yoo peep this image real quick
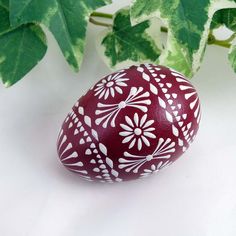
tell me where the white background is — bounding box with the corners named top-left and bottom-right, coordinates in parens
top-left (0, 1), bottom-right (236, 235)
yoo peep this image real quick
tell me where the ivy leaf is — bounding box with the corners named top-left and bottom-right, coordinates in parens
top-left (229, 44), bottom-right (236, 72)
top-left (9, 0), bottom-right (111, 72)
top-left (211, 8), bottom-right (236, 31)
top-left (131, 0), bottom-right (236, 78)
top-left (0, 0), bottom-right (10, 35)
top-left (210, 8), bottom-right (236, 73)
top-left (211, 10), bottom-right (224, 30)
top-left (0, 0), bottom-right (47, 87)
top-left (97, 7), bottom-right (161, 70)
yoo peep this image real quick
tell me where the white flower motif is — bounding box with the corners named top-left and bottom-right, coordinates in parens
top-left (118, 138), bottom-right (175, 173)
top-left (119, 113), bottom-right (156, 151)
top-left (94, 72), bottom-right (129, 100)
top-left (140, 160), bottom-right (172, 178)
top-left (95, 87), bottom-right (151, 128)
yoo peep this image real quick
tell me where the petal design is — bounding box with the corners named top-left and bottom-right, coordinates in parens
top-left (93, 72), bottom-right (129, 100)
top-left (140, 161), bottom-right (173, 178)
top-left (95, 87), bottom-right (151, 128)
top-left (137, 138), bottom-right (142, 150)
top-left (116, 82), bottom-right (128, 87)
top-left (119, 113), bottom-right (156, 150)
top-left (115, 86), bottom-right (123, 94)
top-left (140, 114), bottom-right (147, 127)
top-left (143, 120), bottom-right (154, 129)
top-left (120, 124), bottom-right (133, 132)
top-left (110, 87), bottom-right (115, 97)
top-left (125, 116), bottom-right (134, 127)
top-left (113, 73), bottom-right (126, 80)
top-left (141, 135), bottom-right (150, 146)
top-left (117, 78), bottom-right (129, 82)
top-left (143, 132), bottom-right (156, 139)
top-left (122, 135), bottom-right (134, 143)
top-left (107, 75), bottom-right (112, 81)
top-left (98, 89), bottom-right (106, 99)
top-left (144, 127), bottom-right (155, 132)
top-left (129, 138), bottom-right (136, 149)
top-left (134, 113), bottom-right (139, 126)
top-left (119, 131), bottom-right (133, 137)
top-left (104, 89), bottom-right (109, 100)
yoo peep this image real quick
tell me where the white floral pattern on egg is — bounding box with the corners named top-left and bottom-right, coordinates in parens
top-left (57, 64), bottom-right (201, 182)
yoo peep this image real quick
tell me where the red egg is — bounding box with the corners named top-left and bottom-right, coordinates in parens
top-left (57, 64), bottom-right (201, 182)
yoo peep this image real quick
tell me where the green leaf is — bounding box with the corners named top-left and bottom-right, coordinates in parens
top-left (0, 0), bottom-right (47, 86)
top-left (211, 10), bottom-right (224, 30)
top-left (211, 8), bottom-right (236, 31)
top-left (229, 44), bottom-right (236, 72)
top-left (97, 8), bottom-right (161, 70)
top-left (131, 0), bottom-right (236, 78)
top-left (211, 8), bottom-right (236, 73)
top-left (0, 0), bottom-right (11, 35)
top-left (0, 24), bottom-right (47, 87)
top-left (9, 0), bottom-right (112, 71)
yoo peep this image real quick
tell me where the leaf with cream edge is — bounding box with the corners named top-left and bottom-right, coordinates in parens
top-left (229, 45), bottom-right (236, 72)
top-left (97, 7), bottom-right (162, 70)
top-left (211, 10), bottom-right (224, 29)
top-left (0, 0), bottom-right (11, 36)
top-left (0, 0), bottom-right (47, 87)
top-left (211, 8), bottom-right (236, 30)
top-left (210, 8), bottom-right (236, 72)
top-left (130, 0), bottom-right (236, 78)
top-left (9, 0), bottom-right (112, 71)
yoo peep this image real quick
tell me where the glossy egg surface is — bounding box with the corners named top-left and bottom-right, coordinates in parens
top-left (57, 64), bottom-right (201, 182)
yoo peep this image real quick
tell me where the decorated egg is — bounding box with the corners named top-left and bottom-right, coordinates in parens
top-left (57, 64), bottom-right (201, 183)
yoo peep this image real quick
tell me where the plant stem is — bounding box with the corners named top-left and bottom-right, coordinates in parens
top-left (90, 11), bottom-right (235, 48)
top-left (91, 12), bottom-right (113, 19)
top-left (212, 40), bottom-right (231, 48)
top-left (89, 11), bottom-right (113, 27)
top-left (208, 31), bottom-right (234, 48)
top-left (161, 26), bottom-right (168, 33)
top-left (89, 17), bottom-right (112, 27)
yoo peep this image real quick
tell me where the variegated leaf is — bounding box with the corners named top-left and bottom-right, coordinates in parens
top-left (97, 7), bottom-right (162, 70)
top-left (131, 0), bottom-right (236, 78)
top-left (211, 8), bottom-right (236, 72)
top-left (10, 0), bottom-right (112, 71)
top-left (229, 44), bottom-right (236, 72)
top-left (211, 8), bottom-right (236, 31)
top-left (0, 0), bottom-right (47, 86)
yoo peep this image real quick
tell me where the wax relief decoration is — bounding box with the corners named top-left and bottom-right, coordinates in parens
top-left (57, 64), bottom-right (201, 182)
